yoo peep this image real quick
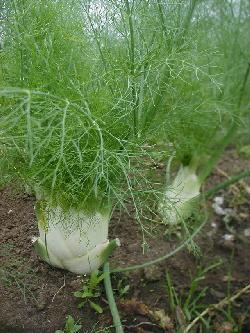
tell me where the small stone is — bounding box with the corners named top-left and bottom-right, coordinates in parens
top-left (211, 222), bottom-right (218, 229)
top-left (219, 236), bottom-right (235, 250)
top-left (69, 278), bottom-right (82, 290)
top-left (239, 213), bottom-right (248, 219)
top-left (214, 196), bottom-right (224, 205)
top-left (212, 204), bottom-right (226, 216)
top-left (36, 301), bottom-right (46, 311)
top-left (244, 228), bottom-right (250, 237)
top-left (143, 265), bottom-right (163, 281)
top-left (222, 234), bottom-right (235, 241)
top-left (207, 230), bottom-right (215, 237)
top-left (35, 293), bottom-right (47, 311)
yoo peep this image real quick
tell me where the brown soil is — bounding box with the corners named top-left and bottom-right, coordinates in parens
top-left (0, 149), bottom-right (250, 333)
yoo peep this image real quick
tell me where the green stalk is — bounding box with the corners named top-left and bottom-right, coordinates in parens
top-left (13, 1), bottom-right (24, 85)
top-left (199, 62), bottom-right (250, 182)
top-left (156, 0), bottom-right (168, 37)
top-left (125, 0), bottom-right (137, 138)
top-left (205, 170), bottom-right (250, 198)
top-left (176, 0), bottom-right (198, 47)
top-left (198, 123), bottom-right (238, 182)
top-left (142, 0), bottom-right (198, 133)
top-left (111, 169), bottom-right (250, 274)
top-left (83, 5), bottom-right (114, 97)
top-left (111, 217), bottom-right (207, 273)
top-left (103, 262), bottom-right (124, 333)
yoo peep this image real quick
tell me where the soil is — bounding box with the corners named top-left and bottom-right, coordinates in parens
top-left (0, 148), bottom-right (250, 333)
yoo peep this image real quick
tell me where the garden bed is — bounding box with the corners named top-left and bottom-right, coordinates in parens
top-left (1, 149), bottom-right (250, 333)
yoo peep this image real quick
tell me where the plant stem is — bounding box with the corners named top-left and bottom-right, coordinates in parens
top-left (111, 169), bottom-right (250, 274)
top-left (184, 284), bottom-right (250, 333)
top-left (205, 170), bottom-right (250, 198)
top-left (111, 217), bottom-right (207, 273)
top-left (199, 62), bottom-right (250, 182)
top-left (198, 123), bottom-right (238, 182)
top-left (142, 0), bottom-right (198, 133)
top-left (125, 0), bottom-right (137, 138)
top-left (83, 4), bottom-right (115, 96)
top-left (103, 262), bottom-right (124, 333)
top-left (176, 0), bottom-right (198, 48)
top-left (156, 0), bottom-right (167, 37)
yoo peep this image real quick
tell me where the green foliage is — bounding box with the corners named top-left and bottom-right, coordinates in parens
top-left (1, 0), bottom-right (249, 215)
top-left (166, 261), bottom-right (222, 323)
top-left (117, 279), bottom-right (130, 298)
top-left (239, 144), bottom-right (250, 158)
top-left (0, 242), bottom-right (39, 304)
top-left (0, 0), bottom-right (166, 212)
top-left (55, 315), bottom-right (82, 333)
top-left (73, 271), bottom-right (105, 314)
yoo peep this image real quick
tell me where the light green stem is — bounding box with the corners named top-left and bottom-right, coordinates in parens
top-left (205, 170), bottom-right (250, 198)
top-left (142, 0), bottom-right (198, 133)
top-left (198, 123), bottom-right (238, 182)
top-left (111, 217), bottom-right (207, 273)
top-left (111, 169), bottom-right (250, 274)
top-left (103, 262), bottom-right (124, 333)
top-left (124, 0), bottom-right (137, 138)
top-left (199, 62), bottom-right (250, 182)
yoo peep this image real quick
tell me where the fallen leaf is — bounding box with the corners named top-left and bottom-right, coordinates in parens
top-left (119, 298), bottom-right (150, 316)
top-left (119, 299), bottom-right (174, 331)
top-left (210, 288), bottom-right (226, 299)
top-left (149, 309), bottom-right (174, 330)
top-left (175, 306), bottom-right (186, 329)
top-left (214, 321), bottom-right (234, 333)
top-left (222, 275), bottom-right (236, 282)
top-left (137, 328), bottom-right (154, 333)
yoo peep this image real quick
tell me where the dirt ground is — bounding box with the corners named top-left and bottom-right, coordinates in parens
top-left (0, 148), bottom-right (250, 333)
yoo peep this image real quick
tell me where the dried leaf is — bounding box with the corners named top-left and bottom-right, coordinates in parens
top-left (214, 321), bottom-right (234, 333)
top-left (149, 309), bottom-right (174, 330)
top-left (119, 298), bottom-right (150, 316)
top-left (176, 306), bottom-right (187, 329)
top-left (137, 328), bottom-right (154, 333)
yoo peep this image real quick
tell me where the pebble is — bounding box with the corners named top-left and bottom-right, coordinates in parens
top-left (143, 265), bottom-right (163, 281)
top-left (35, 293), bottom-right (47, 311)
top-left (214, 196), bottom-right (224, 205)
top-left (244, 228), bottom-right (250, 237)
top-left (219, 234), bottom-right (235, 250)
top-left (222, 234), bottom-right (235, 241)
top-left (69, 278), bottom-right (82, 290)
top-left (211, 222), bottom-right (218, 229)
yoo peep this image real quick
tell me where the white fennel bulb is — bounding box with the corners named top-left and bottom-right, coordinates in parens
top-left (160, 165), bottom-right (201, 225)
top-left (33, 204), bottom-right (119, 274)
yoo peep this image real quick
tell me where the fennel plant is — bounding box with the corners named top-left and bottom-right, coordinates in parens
top-left (1, 0), bottom-right (249, 275)
top-left (155, 0), bottom-right (250, 225)
top-left (0, 0), bottom-right (193, 273)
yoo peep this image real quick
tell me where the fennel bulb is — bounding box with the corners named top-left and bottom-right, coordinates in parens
top-left (160, 165), bottom-right (201, 225)
top-left (33, 203), bottom-right (119, 274)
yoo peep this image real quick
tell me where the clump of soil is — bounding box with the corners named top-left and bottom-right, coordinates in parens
top-left (0, 148), bottom-right (250, 333)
